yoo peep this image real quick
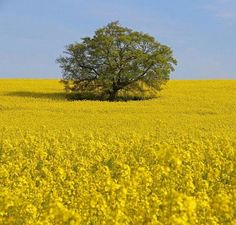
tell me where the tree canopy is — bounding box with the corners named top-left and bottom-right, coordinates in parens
top-left (57, 22), bottom-right (177, 101)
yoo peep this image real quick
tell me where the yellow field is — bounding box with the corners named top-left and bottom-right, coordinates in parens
top-left (0, 79), bottom-right (235, 224)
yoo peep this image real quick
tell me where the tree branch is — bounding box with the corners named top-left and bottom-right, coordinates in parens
top-left (131, 64), bottom-right (154, 82)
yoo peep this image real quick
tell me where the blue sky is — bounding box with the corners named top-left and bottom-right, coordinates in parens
top-left (0, 0), bottom-right (235, 79)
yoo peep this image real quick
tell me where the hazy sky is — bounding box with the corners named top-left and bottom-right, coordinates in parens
top-left (0, 0), bottom-right (235, 79)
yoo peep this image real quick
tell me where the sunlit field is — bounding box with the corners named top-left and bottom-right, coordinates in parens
top-left (0, 79), bottom-right (235, 224)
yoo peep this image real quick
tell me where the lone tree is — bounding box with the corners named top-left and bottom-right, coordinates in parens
top-left (57, 22), bottom-right (177, 101)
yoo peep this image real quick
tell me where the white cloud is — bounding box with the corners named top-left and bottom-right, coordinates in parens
top-left (205, 0), bottom-right (236, 21)
top-left (217, 11), bottom-right (236, 19)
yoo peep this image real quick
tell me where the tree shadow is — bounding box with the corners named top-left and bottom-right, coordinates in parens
top-left (5, 91), bottom-right (67, 100)
top-left (5, 91), bottom-right (154, 102)
top-left (67, 92), bottom-right (154, 101)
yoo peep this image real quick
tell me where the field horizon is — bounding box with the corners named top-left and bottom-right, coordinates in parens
top-left (0, 77), bottom-right (235, 80)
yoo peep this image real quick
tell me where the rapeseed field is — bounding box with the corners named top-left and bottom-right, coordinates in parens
top-left (0, 79), bottom-right (235, 224)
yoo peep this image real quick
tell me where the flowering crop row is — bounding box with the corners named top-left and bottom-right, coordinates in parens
top-left (0, 131), bottom-right (235, 224)
top-left (0, 79), bottom-right (235, 224)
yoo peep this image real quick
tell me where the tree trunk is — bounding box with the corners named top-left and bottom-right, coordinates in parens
top-left (108, 89), bottom-right (118, 101)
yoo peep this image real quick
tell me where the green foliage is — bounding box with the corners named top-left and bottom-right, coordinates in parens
top-left (57, 22), bottom-right (177, 101)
